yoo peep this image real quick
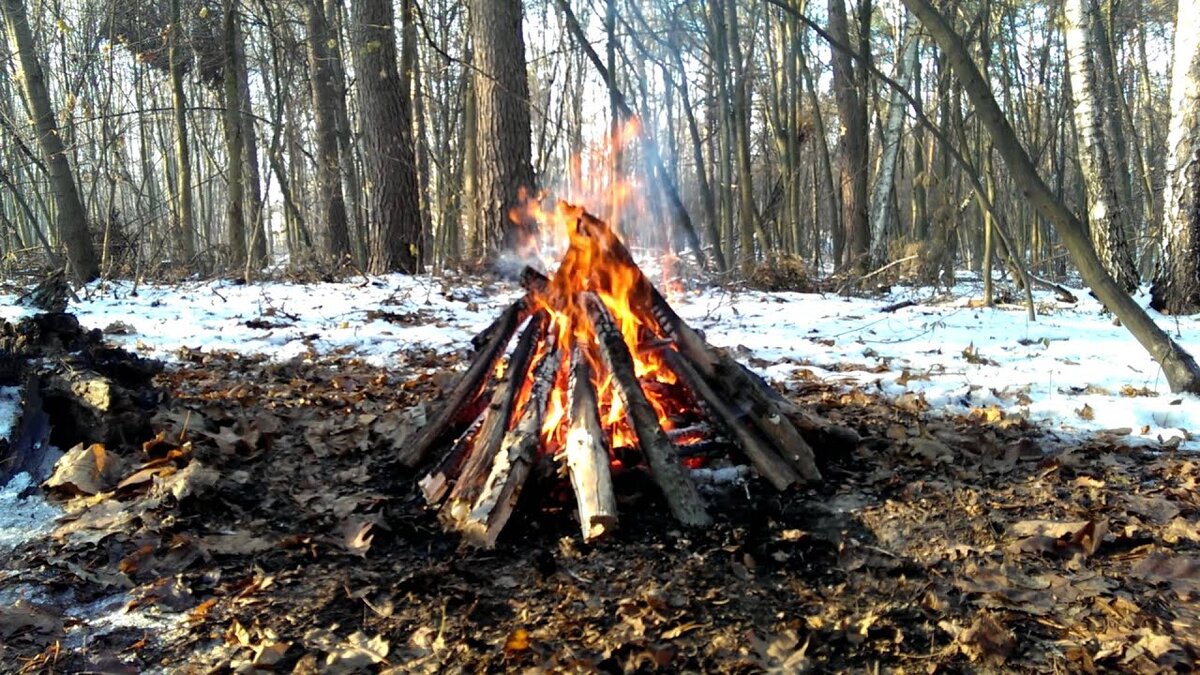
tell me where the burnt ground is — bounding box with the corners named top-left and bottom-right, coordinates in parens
top-left (2, 340), bottom-right (1199, 674)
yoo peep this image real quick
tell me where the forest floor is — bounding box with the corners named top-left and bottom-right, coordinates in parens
top-left (2, 270), bottom-right (1199, 673)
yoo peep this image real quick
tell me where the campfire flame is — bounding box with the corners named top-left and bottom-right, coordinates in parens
top-left (501, 114), bottom-right (691, 464)
top-left (504, 201), bottom-right (683, 463)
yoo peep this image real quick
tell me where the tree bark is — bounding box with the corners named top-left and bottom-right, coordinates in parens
top-left (2, 0), bottom-right (99, 281)
top-left (1151, 0), bottom-right (1200, 315)
top-left (168, 0), bottom-right (196, 263)
top-left (1064, 0), bottom-right (1138, 292)
top-left (469, 0), bottom-right (537, 254)
top-left (306, 0), bottom-right (351, 259)
top-left (351, 0), bottom-right (422, 273)
top-left (828, 0), bottom-right (870, 273)
top-left (221, 0), bottom-right (248, 272)
top-left (902, 0), bottom-right (1200, 393)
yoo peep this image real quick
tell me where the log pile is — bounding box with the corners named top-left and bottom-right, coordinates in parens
top-left (402, 203), bottom-right (858, 547)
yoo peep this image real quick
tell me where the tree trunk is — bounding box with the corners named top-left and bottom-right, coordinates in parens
top-left (306, 0), bottom-right (351, 259)
top-left (221, 0), bottom-right (247, 272)
top-left (1064, 0), bottom-right (1138, 292)
top-left (351, 0), bottom-right (421, 273)
top-left (168, 0), bottom-right (196, 264)
top-left (2, 0), bottom-right (99, 281)
top-left (902, 0), bottom-right (1200, 393)
top-left (469, 0), bottom-right (537, 255)
top-left (869, 13), bottom-right (919, 264)
top-left (1150, 0), bottom-right (1200, 315)
top-left (233, 16), bottom-right (268, 268)
top-left (828, 0), bottom-right (870, 273)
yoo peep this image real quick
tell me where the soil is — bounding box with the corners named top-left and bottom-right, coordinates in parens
top-left (1, 329), bottom-right (1198, 673)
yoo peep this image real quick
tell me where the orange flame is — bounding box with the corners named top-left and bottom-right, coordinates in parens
top-left (499, 115), bottom-right (698, 465)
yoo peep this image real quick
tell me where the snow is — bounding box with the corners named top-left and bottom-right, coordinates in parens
top-left (2, 270), bottom-right (1197, 469)
top-left (3, 271), bottom-right (1187, 451)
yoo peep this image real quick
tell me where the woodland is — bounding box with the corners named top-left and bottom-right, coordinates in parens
top-left (2, 0), bottom-right (1200, 671)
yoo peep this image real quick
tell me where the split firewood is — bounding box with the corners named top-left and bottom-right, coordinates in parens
top-left (442, 312), bottom-right (547, 525)
top-left (462, 333), bottom-right (563, 548)
top-left (419, 414), bottom-right (482, 505)
top-left (663, 349), bottom-right (801, 490)
top-left (564, 347), bottom-right (618, 541)
top-left (400, 299), bottom-right (525, 467)
top-left (583, 293), bottom-right (711, 527)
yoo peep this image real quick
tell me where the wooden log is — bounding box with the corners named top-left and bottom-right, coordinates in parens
top-left (583, 293), bottom-right (711, 527)
top-left (418, 413), bottom-right (483, 505)
top-left (443, 311), bottom-right (547, 524)
top-left (648, 287), bottom-right (822, 482)
top-left (666, 423), bottom-right (715, 445)
top-left (399, 300), bottom-right (523, 467)
top-left (470, 296), bottom-right (528, 351)
top-left (663, 349), bottom-right (801, 491)
top-left (461, 335), bottom-right (563, 547)
top-left (564, 347), bottom-right (618, 541)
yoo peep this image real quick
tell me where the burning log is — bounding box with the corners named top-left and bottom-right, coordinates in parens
top-left (583, 293), bottom-right (711, 527)
top-left (461, 333), bottom-right (563, 548)
top-left (647, 286), bottom-right (822, 481)
top-left (400, 300), bottom-right (525, 466)
top-left (442, 312), bottom-right (546, 524)
top-left (408, 202), bottom-right (851, 546)
top-left (564, 347), bottom-right (618, 541)
top-left (663, 349), bottom-right (800, 490)
top-left (418, 416), bottom-right (481, 505)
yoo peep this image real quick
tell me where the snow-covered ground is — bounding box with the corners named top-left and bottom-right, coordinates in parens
top-left (0, 271), bottom-right (1188, 449)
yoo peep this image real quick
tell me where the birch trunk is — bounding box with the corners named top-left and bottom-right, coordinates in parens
top-left (1150, 0), bottom-right (1200, 314)
top-left (1064, 0), bottom-right (1138, 291)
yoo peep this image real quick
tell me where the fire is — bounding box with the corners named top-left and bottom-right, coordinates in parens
top-left (524, 201), bottom-right (679, 456)
top-left (498, 115), bottom-right (697, 465)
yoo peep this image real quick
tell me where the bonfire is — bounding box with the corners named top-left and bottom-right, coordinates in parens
top-left (399, 202), bottom-right (853, 547)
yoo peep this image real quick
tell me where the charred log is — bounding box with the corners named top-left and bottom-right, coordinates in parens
top-left (663, 349), bottom-right (801, 490)
top-left (442, 311), bottom-right (547, 524)
top-left (400, 299), bottom-right (523, 466)
top-left (461, 334), bottom-right (563, 547)
top-left (583, 293), bottom-right (711, 527)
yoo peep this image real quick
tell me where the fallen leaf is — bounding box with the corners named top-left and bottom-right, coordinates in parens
top-left (340, 518), bottom-right (375, 557)
top-left (44, 443), bottom-right (126, 496)
top-left (200, 532), bottom-right (275, 556)
top-left (1123, 494), bottom-right (1180, 525)
top-left (503, 627), bottom-right (530, 654)
top-left (955, 612), bottom-right (1015, 664)
top-left (0, 601), bottom-right (62, 640)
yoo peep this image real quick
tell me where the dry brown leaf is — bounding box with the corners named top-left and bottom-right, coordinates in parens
top-left (503, 627), bottom-right (530, 654)
top-left (955, 612), bottom-right (1016, 664)
top-left (0, 600), bottom-right (62, 640)
top-left (1162, 518), bottom-right (1200, 544)
top-left (1123, 494), bottom-right (1181, 525)
top-left (1131, 553), bottom-right (1200, 598)
top-left (340, 518), bottom-right (375, 557)
top-left (200, 532), bottom-right (275, 556)
top-left (1008, 519), bottom-right (1107, 559)
top-left (44, 443), bottom-right (127, 496)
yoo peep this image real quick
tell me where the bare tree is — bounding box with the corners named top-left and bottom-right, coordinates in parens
top-left (350, 0), bottom-right (421, 273)
top-left (2, 0), bottom-right (99, 280)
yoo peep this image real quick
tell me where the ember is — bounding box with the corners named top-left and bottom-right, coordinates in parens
top-left (401, 205), bottom-right (855, 547)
